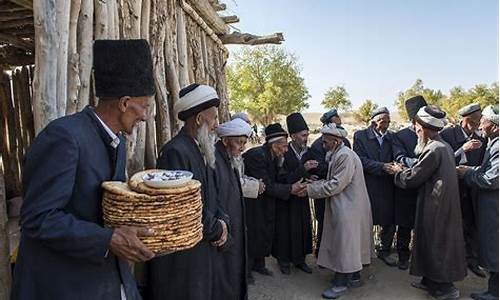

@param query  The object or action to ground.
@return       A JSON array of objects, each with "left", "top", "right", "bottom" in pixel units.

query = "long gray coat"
[
  {"left": 395, "top": 137, "right": 467, "bottom": 283},
  {"left": 307, "top": 145, "right": 373, "bottom": 273},
  {"left": 465, "top": 136, "right": 499, "bottom": 272}
]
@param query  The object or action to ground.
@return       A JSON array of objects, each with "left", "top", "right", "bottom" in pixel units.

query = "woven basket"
[{"left": 102, "top": 170, "right": 203, "bottom": 255}]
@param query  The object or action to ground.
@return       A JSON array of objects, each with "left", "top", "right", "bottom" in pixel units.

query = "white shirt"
[{"left": 94, "top": 112, "right": 120, "bottom": 149}]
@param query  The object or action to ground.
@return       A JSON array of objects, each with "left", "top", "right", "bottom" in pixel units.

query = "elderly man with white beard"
[
  {"left": 394, "top": 106, "right": 466, "bottom": 300},
  {"left": 149, "top": 84, "right": 230, "bottom": 300},
  {"left": 306, "top": 123, "right": 373, "bottom": 299}
]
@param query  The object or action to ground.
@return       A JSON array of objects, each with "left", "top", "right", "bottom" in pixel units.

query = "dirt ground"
[{"left": 248, "top": 255, "right": 487, "bottom": 300}]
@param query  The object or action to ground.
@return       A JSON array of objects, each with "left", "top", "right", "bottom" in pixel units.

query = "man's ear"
[
  {"left": 195, "top": 113, "right": 203, "bottom": 126},
  {"left": 118, "top": 96, "right": 131, "bottom": 113}
]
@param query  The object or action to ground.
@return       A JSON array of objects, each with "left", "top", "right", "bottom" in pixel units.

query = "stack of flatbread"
[{"left": 102, "top": 170, "right": 203, "bottom": 255}]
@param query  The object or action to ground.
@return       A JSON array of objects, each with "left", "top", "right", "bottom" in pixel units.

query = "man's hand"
[
  {"left": 383, "top": 163, "right": 398, "bottom": 175},
  {"left": 109, "top": 226, "right": 155, "bottom": 263},
  {"left": 304, "top": 160, "right": 319, "bottom": 171},
  {"left": 462, "top": 139, "right": 482, "bottom": 152},
  {"left": 291, "top": 179, "right": 307, "bottom": 196},
  {"left": 391, "top": 163, "right": 406, "bottom": 173},
  {"left": 309, "top": 175, "right": 319, "bottom": 181},
  {"left": 258, "top": 179, "right": 266, "bottom": 195},
  {"left": 456, "top": 165, "right": 472, "bottom": 178},
  {"left": 211, "top": 219, "right": 228, "bottom": 247}
]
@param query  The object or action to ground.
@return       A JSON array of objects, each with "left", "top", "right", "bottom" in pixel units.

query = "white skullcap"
[
  {"left": 217, "top": 118, "right": 253, "bottom": 138},
  {"left": 321, "top": 123, "right": 348, "bottom": 138}
]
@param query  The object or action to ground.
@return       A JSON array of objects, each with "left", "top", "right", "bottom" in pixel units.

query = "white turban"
[
  {"left": 231, "top": 112, "right": 251, "bottom": 124},
  {"left": 320, "top": 123, "right": 348, "bottom": 138},
  {"left": 216, "top": 118, "right": 253, "bottom": 138},
  {"left": 415, "top": 106, "right": 447, "bottom": 131},
  {"left": 174, "top": 84, "right": 220, "bottom": 121},
  {"left": 482, "top": 105, "right": 499, "bottom": 125}
]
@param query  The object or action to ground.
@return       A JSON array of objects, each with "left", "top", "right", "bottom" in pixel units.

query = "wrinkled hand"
[
  {"left": 304, "top": 160, "right": 319, "bottom": 171},
  {"left": 391, "top": 163, "right": 405, "bottom": 173},
  {"left": 383, "top": 163, "right": 399, "bottom": 175},
  {"left": 258, "top": 179, "right": 266, "bottom": 195},
  {"left": 309, "top": 175, "right": 319, "bottom": 181},
  {"left": 109, "top": 226, "right": 155, "bottom": 263},
  {"left": 462, "top": 139, "right": 482, "bottom": 152},
  {"left": 291, "top": 179, "right": 307, "bottom": 196},
  {"left": 211, "top": 219, "right": 228, "bottom": 247},
  {"left": 456, "top": 165, "right": 471, "bottom": 178}
]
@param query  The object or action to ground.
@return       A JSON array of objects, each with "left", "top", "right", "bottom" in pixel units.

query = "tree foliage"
[
  {"left": 354, "top": 99, "right": 378, "bottom": 124},
  {"left": 395, "top": 79, "right": 498, "bottom": 122},
  {"left": 321, "top": 86, "right": 352, "bottom": 111},
  {"left": 226, "top": 46, "right": 310, "bottom": 125}
]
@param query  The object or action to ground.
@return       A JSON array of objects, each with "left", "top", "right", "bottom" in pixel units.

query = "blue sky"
[{"left": 225, "top": 0, "right": 499, "bottom": 113}]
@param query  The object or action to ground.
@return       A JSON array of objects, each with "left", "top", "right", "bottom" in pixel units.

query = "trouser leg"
[{"left": 396, "top": 226, "right": 412, "bottom": 262}]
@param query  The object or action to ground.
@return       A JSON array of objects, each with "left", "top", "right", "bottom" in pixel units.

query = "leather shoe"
[
  {"left": 322, "top": 286, "right": 347, "bottom": 299},
  {"left": 280, "top": 264, "right": 291, "bottom": 275},
  {"left": 296, "top": 262, "right": 313, "bottom": 274},
  {"left": 430, "top": 286, "right": 459, "bottom": 300},
  {"left": 469, "top": 264, "right": 487, "bottom": 278},
  {"left": 348, "top": 272, "right": 362, "bottom": 288},
  {"left": 398, "top": 260, "right": 409, "bottom": 270},
  {"left": 411, "top": 281, "right": 428, "bottom": 291},
  {"left": 253, "top": 267, "right": 273, "bottom": 276},
  {"left": 378, "top": 253, "right": 398, "bottom": 267},
  {"left": 471, "top": 291, "right": 499, "bottom": 300}
]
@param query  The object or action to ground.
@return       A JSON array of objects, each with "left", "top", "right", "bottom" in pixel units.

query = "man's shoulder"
[
  {"left": 243, "top": 145, "right": 266, "bottom": 160},
  {"left": 353, "top": 127, "right": 369, "bottom": 139},
  {"left": 37, "top": 111, "right": 90, "bottom": 141}
]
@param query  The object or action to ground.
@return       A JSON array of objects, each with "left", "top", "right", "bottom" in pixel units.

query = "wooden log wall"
[
  {"left": 0, "top": 67, "right": 34, "bottom": 199},
  {"left": 26, "top": 0, "right": 231, "bottom": 179}
]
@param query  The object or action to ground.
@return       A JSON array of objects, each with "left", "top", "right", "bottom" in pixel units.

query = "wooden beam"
[
  {"left": 0, "top": 10, "right": 32, "bottom": 21},
  {"left": 0, "top": 33, "right": 33, "bottom": 50},
  {"left": 185, "top": 0, "right": 228, "bottom": 34},
  {"left": 221, "top": 32, "right": 285, "bottom": 45},
  {"left": 0, "top": 17, "right": 33, "bottom": 30},
  {"left": 7, "top": 0, "right": 32, "bottom": 10},
  {"left": 0, "top": 46, "right": 33, "bottom": 66},
  {"left": 211, "top": 2, "right": 226, "bottom": 11},
  {"left": 221, "top": 15, "right": 238, "bottom": 24},
  {"left": 0, "top": 3, "right": 29, "bottom": 12}
]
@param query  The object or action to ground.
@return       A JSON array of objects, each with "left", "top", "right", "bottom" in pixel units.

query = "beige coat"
[{"left": 307, "top": 145, "right": 373, "bottom": 273}]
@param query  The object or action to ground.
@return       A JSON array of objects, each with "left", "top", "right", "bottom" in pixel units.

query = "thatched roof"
[{"left": 0, "top": 0, "right": 33, "bottom": 67}]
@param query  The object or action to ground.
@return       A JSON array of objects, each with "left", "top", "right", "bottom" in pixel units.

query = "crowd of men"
[{"left": 9, "top": 39, "right": 499, "bottom": 300}]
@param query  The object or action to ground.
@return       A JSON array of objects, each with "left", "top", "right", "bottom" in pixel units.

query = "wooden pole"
[
  {"left": 66, "top": 0, "right": 82, "bottom": 115},
  {"left": 94, "top": 0, "right": 109, "bottom": 39},
  {"left": 0, "top": 168, "right": 10, "bottom": 300},
  {"left": 32, "top": 0, "right": 58, "bottom": 133},
  {"left": 56, "top": 0, "right": 71, "bottom": 117},
  {"left": 176, "top": 6, "right": 189, "bottom": 88},
  {"left": 76, "top": 0, "right": 94, "bottom": 112}
]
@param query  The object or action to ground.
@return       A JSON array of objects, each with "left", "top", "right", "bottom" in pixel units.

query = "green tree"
[
  {"left": 395, "top": 79, "right": 445, "bottom": 120},
  {"left": 354, "top": 99, "right": 378, "bottom": 124},
  {"left": 321, "top": 86, "right": 352, "bottom": 111},
  {"left": 226, "top": 46, "right": 310, "bottom": 125}
]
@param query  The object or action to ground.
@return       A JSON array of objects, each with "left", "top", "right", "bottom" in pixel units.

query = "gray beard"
[
  {"left": 414, "top": 138, "right": 428, "bottom": 156},
  {"left": 230, "top": 155, "right": 244, "bottom": 176},
  {"left": 196, "top": 123, "right": 217, "bottom": 169}
]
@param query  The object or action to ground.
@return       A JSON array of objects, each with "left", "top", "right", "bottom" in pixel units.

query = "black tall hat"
[
  {"left": 93, "top": 39, "right": 155, "bottom": 98},
  {"left": 286, "top": 112, "right": 309, "bottom": 134},
  {"left": 405, "top": 95, "right": 427, "bottom": 120}
]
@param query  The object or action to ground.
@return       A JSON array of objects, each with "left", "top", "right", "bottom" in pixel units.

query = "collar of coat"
[{"left": 367, "top": 126, "right": 392, "bottom": 141}]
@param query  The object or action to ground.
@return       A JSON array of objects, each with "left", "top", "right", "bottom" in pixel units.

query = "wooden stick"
[
  {"left": 0, "top": 33, "right": 33, "bottom": 51},
  {"left": 0, "top": 2, "right": 29, "bottom": 12},
  {"left": 0, "top": 167, "right": 11, "bottom": 300},
  {"left": 56, "top": 0, "right": 71, "bottom": 116},
  {"left": 0, "top": 10, "right": 33, "bottom": 21},
  {"left": 221, "top": 15, "right": 238, "bottom": 24},
  {"left": 221, "top": 32, "right": 285, "bottom": 45},
  {"left": 66, "top": 0, "right": 81, "bottom": 115},
  {"left": 185, "top": 0, "right": 227, "bottom": 34},
  {"left": 212, "top": 3, "right": 226, "bottom": 11},
  {"left": 94, "top": 0, "right": 109, "bottom": 39},
  {"left": 8, "top": 0, "right": 32, "bottom": 10},
  {"left": 0, "top": 17, "right": 33, "bottom": 30},
  {"left": 176, "top": 6, "right": 189, "bottom": 88},
  {"left": 20, "top": 66, "right": 34, "bottom": 146}
]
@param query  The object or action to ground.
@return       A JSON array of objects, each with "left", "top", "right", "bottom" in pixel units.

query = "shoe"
[
  {"left": 411, "top": 281, "right": 428, "bottom": 291},
  {"left": 322, "top": 286, "right": 347, "bottom": 299},
  {"left": 398, "top": 260, "right": 409, "bottom": 270},
  {"left": 430, "top": 286, "right": 459, "bottom": 300},
  {"left": 348, "top": 272, "right": 362, "bottom": 288},
  {"left": 248, "top": 273, "right": 255, "bottom": 285},
  {"left": 377, "top": 253, "right": 398, "bottom": 267},
  {"left": 295, "top": 262, "right": 313, "bottom": 274},
  {"left": 471, "top": 291, "right": 499, "bottom": 300},
  {"left": 280, "top": 264, "right": 291, "bottom": 275},
  {"left": 469, "top": 264, "right": 487, "bottom": 278},
  {"left": 253, "top": 267, "right": 273, "bottom": 276}
]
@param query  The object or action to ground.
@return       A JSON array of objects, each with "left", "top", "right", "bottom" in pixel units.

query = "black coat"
[
  {"left": 272, "top": 144, "right": 313, "bottom": 264},
  {"left": 148, "top": 128, "right": 227, "bottom": 300},
  {"left": 11, "top": 107, "right": 141, "bottom": 300},
  {"left": 213, "top": 141, "right": 248, "bottom": 300},
  {"left": 353, "top": 127, "right": 395, "bottom": 226},
  {"left": 243, "top": 145, "right": 291, "bottom": 259},
  {"left": 392, "top": 126, "right": 418, "bottom": 227},
  {"left": 440, "top": 125, "right": 487, "bottom": 224}
]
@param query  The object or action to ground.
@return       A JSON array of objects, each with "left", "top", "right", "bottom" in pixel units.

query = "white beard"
[
  {"left": 414, "top": 137, "right": 428, "bottom": 156},
  {"left": 230, "top": 155, "right": 244, "bottom": 176},
  {"left": 196, "top": 123, "right": 217, "bottom": 169}
]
